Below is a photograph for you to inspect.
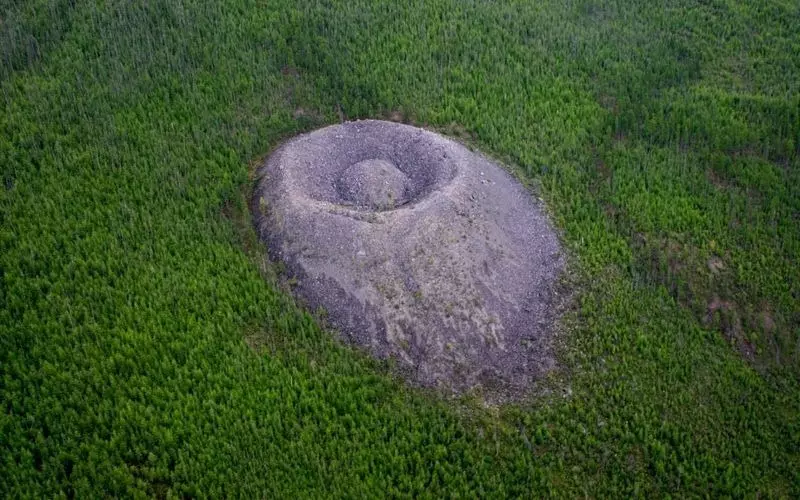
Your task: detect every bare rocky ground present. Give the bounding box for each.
[254,120,564,398]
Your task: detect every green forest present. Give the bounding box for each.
[1,0,798,496]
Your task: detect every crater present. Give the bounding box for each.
[254,120,565,400]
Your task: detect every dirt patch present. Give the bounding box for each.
[386,110,406,123]
[253,120,565,398]
[707,255,725,274]
[706,167,731,190]
[705,296,755,361]
[761,309,776,333]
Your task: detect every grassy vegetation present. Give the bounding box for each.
[2,0,798,496]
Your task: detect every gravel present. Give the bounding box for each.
[254,120,564,398]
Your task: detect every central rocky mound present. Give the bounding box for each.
[336,158,411,209]
[254,120,564,396]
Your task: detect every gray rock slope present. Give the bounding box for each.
[254,120,564,395]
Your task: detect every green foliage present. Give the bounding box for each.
[1,0,798,496]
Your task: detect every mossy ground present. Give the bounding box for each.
[1,0,798,496]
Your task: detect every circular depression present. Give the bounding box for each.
[275,120,458,211]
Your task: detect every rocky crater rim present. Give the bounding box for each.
[276,121,460,212]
